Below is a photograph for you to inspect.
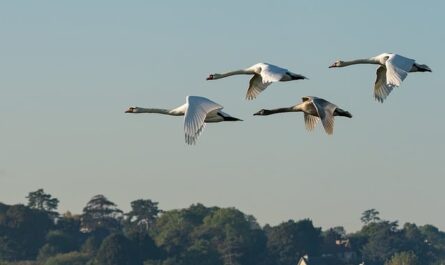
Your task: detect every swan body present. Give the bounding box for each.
[207,63,307,100]
[253,96,352,135]
[329,53,431,102]
[125,96,242,145]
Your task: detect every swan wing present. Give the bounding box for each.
[311,98,336,135]
[246,74,271,100]
[304,113,319,131]
[385,54,415,86]
[260,63,288,83]
[374,66,395,103]
[184,96,223,145]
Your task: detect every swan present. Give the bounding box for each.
[125,96,242,145]
[329,53,431,102]
[206,63,307,100]
[253,96,352,135]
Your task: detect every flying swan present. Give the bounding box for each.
[125,96,242,145]
[253,96,352,135]
[206,63,307,100]
[329,53,431,102]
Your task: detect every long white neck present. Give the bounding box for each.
[136,108,177,115]
[341,58,379,66]
[213,69,254,79]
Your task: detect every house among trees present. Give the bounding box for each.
[297,255,330,265]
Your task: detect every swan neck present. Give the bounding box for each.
[138,108,172,114]
[342,58,378,66]
[267,107,296,114]
[215,69,253,79]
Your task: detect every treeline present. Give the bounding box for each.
[1,189,444,265]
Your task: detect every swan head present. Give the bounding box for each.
[125,107,140,113]
[329,60,345,68]
[253,109,272,116]
[206,74,222,80]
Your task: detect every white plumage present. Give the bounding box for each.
[207,63,307,100]
[125,96,241,145]
[329,53,431,102]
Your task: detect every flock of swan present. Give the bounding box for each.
[126,53,431,145]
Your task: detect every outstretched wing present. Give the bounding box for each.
[374,66,395,103]
[184,96,223,145]
[311,97,337,135]
[304,113,319,131]
[246,74,271,100]
[260,63,288,83]
[385,54,415,87]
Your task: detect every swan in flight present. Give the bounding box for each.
[253,96,352,135]
[125,96,242,145]
[329,53,431,102]
[206,63,307,100]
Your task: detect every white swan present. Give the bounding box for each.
[207,63,307,100]
[125,96,242,145]
[329,53,431,102]
[253,96,352,135]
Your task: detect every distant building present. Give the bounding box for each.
[297,255,330,265]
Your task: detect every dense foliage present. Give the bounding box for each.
[1,191,444,265]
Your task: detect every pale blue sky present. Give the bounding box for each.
[1,1,444,232]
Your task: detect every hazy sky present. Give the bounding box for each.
[1,1,444,232]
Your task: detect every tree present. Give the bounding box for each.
[384,251,420,265]
[361,221,403,265]
[81,195,123,233]
[0,203,53,260]
[126,199,161,232]
[92,233,141,265]
[37,230,79,261]
[44,251,91,265]
[361,209,381,225]
[26,189,59,218]
[126,230,161,262]
[265,219,322,265]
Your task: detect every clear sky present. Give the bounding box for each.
[1,1,444,232]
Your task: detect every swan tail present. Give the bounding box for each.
[412,63,432,72]
[334,108,352,118]
[287,72,308,80]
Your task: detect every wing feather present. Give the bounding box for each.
[184,96,223,145]
[385,54,415,87]
[304,113,319,131]
[311,98,337,135]
[246,74,271,100]
[374,66,395,103]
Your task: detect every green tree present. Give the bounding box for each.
[265,219,322,265]
[37,230,79,261]
[126,199,161,233]
[44,252,91,265]
[126,230,161,262]
[26,189,59,218]
[81,195,123,233]
[385,251,420,265]
[360,221,402,265]
[92,234,141,265]
[361,209,381,225]
[201,208,268,265]
[0,203,53,260]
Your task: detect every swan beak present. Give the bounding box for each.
[125,108,132,113]
[328,63,336,68]
[253,111,261,116]
[206,74,214,80]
